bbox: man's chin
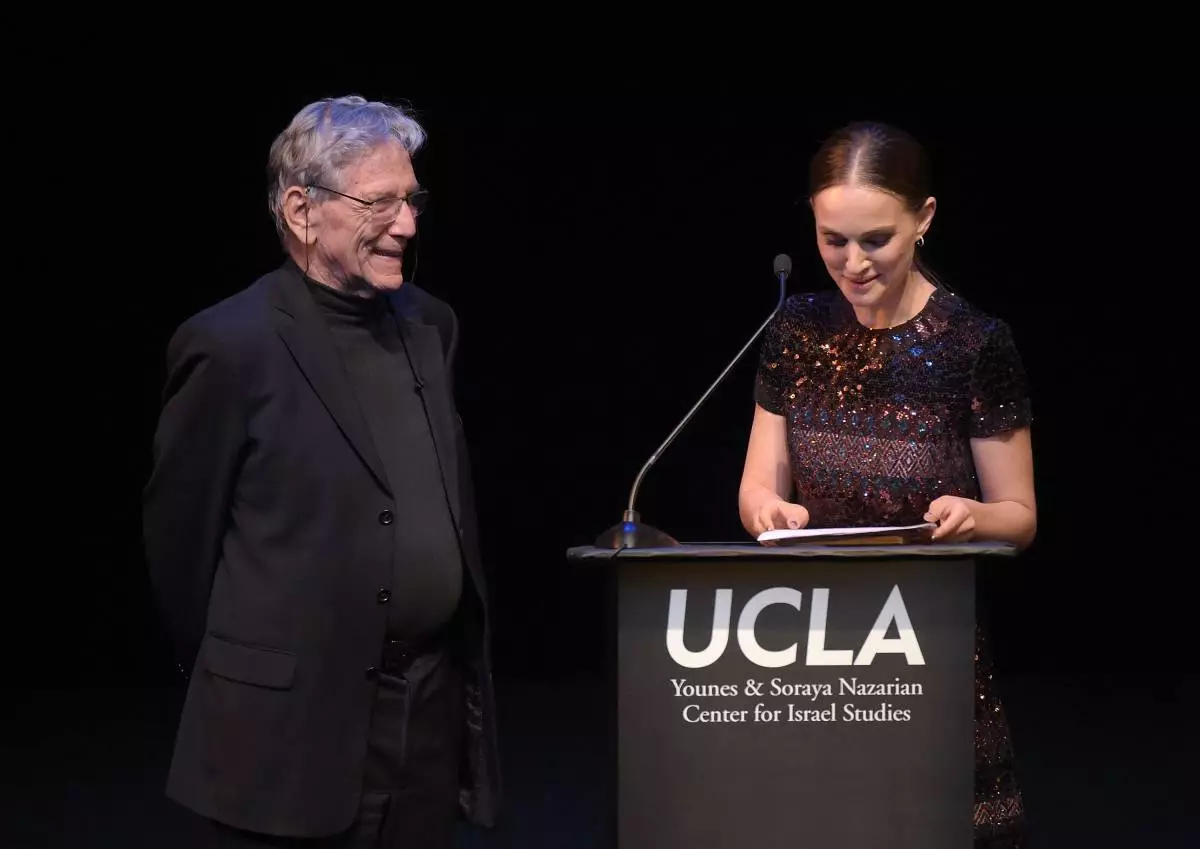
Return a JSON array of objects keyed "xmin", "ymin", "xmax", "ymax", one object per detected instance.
[{"xmin": 365, "ymin": 274, "xmax": 406, "ymax": 292}]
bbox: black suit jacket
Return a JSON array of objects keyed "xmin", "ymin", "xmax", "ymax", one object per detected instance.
[{"xmin": 142, "ymin": 260, "xmax": 500, "ymax": 837}]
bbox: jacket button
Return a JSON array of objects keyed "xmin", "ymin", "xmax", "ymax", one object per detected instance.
[
  {"xmin": 377, "ymin": 588, "xmax": 391, "ymax": 604},
  {"xmin": 378, "ymin": 509, "xmax": 394, "ymax": 525},
  {"xmin": 365, "ymin": 666, "xmax": 379, "ymax": 680}
]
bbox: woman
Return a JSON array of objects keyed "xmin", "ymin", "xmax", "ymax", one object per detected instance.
[{"xmin": 739, "ymin": 121, "xmax": 1034, "ymax": 848}]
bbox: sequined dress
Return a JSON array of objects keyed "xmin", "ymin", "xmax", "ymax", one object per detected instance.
[{"xmin": 753, "ymin": 286, "xmax": 1030, "ymax": 848}]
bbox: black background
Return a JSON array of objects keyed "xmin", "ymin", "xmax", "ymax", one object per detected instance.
[{"xmin": 6, "ymin": 78, "xmax": 1190, "ymax": 847}]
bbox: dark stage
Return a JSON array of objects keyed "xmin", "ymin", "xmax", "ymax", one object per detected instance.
[
  {"xmin": 6, "ymin": 85, "xmax": 1187, "ymax": 846},
  {"xmin": 8, "ymin": 670, "xmax": 1195, "ymax": 847}
]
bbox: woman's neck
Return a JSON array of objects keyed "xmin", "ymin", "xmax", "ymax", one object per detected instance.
[{"xmin": 853, "ymin": 270, "xmax": 936, "ymax": 329}]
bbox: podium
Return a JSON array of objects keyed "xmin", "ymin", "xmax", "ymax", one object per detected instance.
[{"xmin": 566, "ymin": 541, "xmax": 1016, "ymax": 849}]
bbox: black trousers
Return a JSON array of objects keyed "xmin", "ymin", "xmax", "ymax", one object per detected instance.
[{"xmin": 208, "ymin": 635, "xmax": 465, "ymax": 849}]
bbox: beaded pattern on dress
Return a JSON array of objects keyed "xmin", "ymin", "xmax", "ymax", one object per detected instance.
[{"xmin": 754, "ymin": 287, "xmax": 1031, "ymax": 847}]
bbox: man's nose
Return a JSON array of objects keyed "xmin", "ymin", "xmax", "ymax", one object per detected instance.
[{"xmin": 388, "ymin": 202, "xmax": 417, "ymax": 238}]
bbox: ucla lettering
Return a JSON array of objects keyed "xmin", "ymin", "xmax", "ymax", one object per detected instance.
[{"xmin": 665, "ymin": 585, "xmax": 925, "ymax": 669}]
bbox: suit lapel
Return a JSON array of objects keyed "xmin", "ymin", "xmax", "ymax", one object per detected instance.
[
  {"xmin": 390, "ymin": 288, "xmax": 462, "ymax": 531},
  {"xmin": 394, "ymin": 313, "xmax": 463, "ymax": 531},
  {"xmin": 268, "ymin": 264, "xmax": 392, "ymax": 497}
]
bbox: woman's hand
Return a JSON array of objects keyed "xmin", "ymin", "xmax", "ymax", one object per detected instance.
[
  {"xmin": 751, "ymin": 498, "xmax": 811, "ymax": 537},
  {"xmin": 925, "ymin": 495, "xmax": 977, "ymax": 542}
]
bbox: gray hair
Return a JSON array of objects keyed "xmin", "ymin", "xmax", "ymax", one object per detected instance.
[{"xmin": 267, "ymin": 94, "xmax": 427, "ymax": 238}]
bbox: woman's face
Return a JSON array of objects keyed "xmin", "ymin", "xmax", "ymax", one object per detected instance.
[{"xmin": 811, "ymin": 183, "xmax": 934, "ymax": 316}]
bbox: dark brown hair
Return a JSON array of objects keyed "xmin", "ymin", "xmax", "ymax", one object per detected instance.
[
  {"xmin": 809, "ymin": 121, "xmax": 949, "ymax": 289},
  {"xmin": 810, "ymin": 121, "xmax": 930, "ymax": 210}
]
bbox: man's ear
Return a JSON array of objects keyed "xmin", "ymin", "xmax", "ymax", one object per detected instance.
[{"xmin": 282, "ymin": 186, "xmax": 319, "ymax": 245}]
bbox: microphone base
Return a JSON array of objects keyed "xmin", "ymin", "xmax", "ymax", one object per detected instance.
[{"xmin": 593, "ymin": 510, "xmax": 681, "ymax": 549}]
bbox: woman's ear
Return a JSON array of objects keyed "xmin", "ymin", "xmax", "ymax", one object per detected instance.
[{"xmin": 915, "ymin": 196, "xmax": 937, "ymax": 241}]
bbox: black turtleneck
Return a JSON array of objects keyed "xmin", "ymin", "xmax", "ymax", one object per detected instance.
[{"xmin": 303, "ymin": 276, "xmax": 463, "ymax": 639}]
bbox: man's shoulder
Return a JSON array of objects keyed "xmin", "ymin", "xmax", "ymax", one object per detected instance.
[
  {"xmin": 390, "ymin": 281, "xmax": 456, "ymax": 326},
  {"xmin": 168, "ymin": 266, "xmax": 284, "ymax": 358},
  {"xmin": 388, "ymin": 283, "xmax": 458, "ymax": 358}
]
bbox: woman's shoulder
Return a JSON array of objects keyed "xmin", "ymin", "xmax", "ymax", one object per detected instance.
[
  {"xmin": 930, "ymin": 289, "xmax": 1022, "ymax": 352},
  {"xmin": 782, "ymin": 289, "xmax": 843, "ymax": 315},
  {"xmin": 776, "ymin": 289, "xmax": 846, "ymax": 330}
]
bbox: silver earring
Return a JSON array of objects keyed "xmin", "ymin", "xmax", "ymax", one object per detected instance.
[{"xmin": 916, "ymin": 236, "xmax": 925, "ymax": 247}]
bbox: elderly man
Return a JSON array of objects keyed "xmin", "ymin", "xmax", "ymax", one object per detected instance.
[{"xmin": 143, "ymin": 95, "xmax": 500, "ymax": 848}]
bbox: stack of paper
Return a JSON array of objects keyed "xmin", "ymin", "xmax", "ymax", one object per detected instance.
[{"xmin": 757, "ymin": 523, "xmax": 937, "ymax": 546}]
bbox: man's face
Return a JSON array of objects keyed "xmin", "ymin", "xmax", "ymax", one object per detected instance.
[{"xmin": 305, "ymin": 139, "xmax": 420, "ymax": 295}]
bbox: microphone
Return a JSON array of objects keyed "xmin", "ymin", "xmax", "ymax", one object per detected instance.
[{"xmin": 594, "ymin": 254, "xmax": 792, "ymax": 549}]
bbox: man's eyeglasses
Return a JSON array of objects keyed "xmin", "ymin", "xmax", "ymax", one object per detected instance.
[{"xmin": 308, "ymin": 184, "xmax": 429, "ymax": 221}]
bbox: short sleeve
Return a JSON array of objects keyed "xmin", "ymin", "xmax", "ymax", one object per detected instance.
[
  {"xmin": 968, "ymin": 319, "xmax": 1033, "ymax": 438},
  {"xmin": 753, "ymin": 309, "xmax": 792, "ymax": 415}
]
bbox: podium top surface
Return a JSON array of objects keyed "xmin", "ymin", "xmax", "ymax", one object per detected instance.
[{"xmin": 566, "ymin": 542, "xmax": 1017, "ymax": 562}]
